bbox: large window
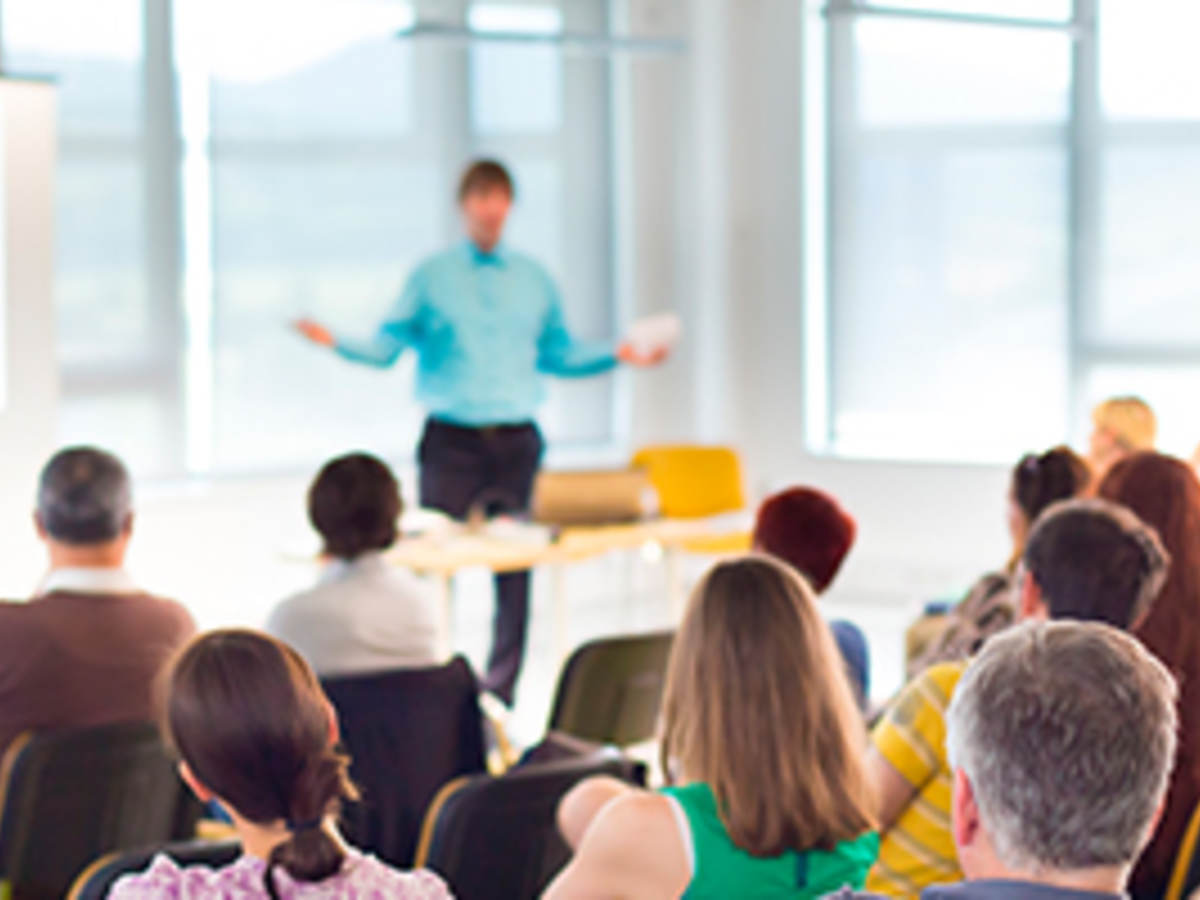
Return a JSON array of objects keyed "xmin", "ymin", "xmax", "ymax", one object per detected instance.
[
  {"xmin": 3, "ymin": 0, "xmax": 618, "ymax": 477},
  {"xmin": 808, "ymin": 1, "xmax": 1200, "ymax": 462}
]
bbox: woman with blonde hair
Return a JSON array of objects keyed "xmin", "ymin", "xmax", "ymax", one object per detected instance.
[
  {"xmin": 544, "ymin": 555, "xmax": 879, "ymax": 899},
  {"xmin": 1089, "ymin": 395, "xmax": 1156, "ymax": 477}
]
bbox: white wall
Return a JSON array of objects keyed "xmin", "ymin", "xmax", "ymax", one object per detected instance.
[
  {"xmin": 622, "ymin": 0, "xmax": 1012, "ymax": 611},
  {"xmin": 0, "ymin": 79, "xmax": 58, "ymax": 594},
  {"xmin": 0, "ymin": 5, "xmax": 1013, "ymax": 645}
]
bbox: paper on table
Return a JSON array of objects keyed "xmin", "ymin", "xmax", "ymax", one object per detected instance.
[{"xmin": 624, "ymin": 313, "xmax": 681, "ymax": 356}]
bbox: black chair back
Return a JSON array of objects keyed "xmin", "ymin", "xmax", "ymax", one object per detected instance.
[
  {"xmin": 321, "ymin": 656, "xmax": 486, "ymax": 867},
  {"xmin": 418, "ymin": 754, "xmax": 647, "ymax": 900},
  {"xmin": 547, "ymin": 631, "xmax": 674, "ymax": 746},
  {"xmin": 67, "ymin": 839, "xmax": 241, "ymax": 900},
  {"xmin": 0, "ymin": 720, "xmax": 198, "ymax": 900}
]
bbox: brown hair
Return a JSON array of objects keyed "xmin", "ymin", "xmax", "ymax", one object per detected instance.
[
  {"xmin": 660, "ymin": 555, "xmax": 875, "ymax": 856},
  {"xmin": 457, "ymin": 159, "xmax": 514, "ymax": 201},
  {"xmin": 308, "ymin": 453, "xmax": 402, "ymax": 559},
  {"xmin": 1022, "ymin": 498, "xmax": 1168, "ymax": 630},
  {"xmin": 1098, "ymin": 453, "xmax": 1200, "ymax": 894},
  {"xmin": 161, "ymin": 630, "xmax": 358, "ymax": 899}
]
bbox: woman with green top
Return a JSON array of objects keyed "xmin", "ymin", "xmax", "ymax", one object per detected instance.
[{"xmin": 544, "ymin": 554, "xmax": 879, "ymax": 899}]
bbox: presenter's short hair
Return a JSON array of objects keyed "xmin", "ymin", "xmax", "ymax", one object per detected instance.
[
  {"xmin": 37, "ymin": 446, "xmax": 133, "ymax": 545},
  {"xmin": 458, "ymin": 159, "xmax": 514, "ymax": 201},
  {"xmin": 308, "ymin": 453, "xmax": 402, "ymax": 560}
]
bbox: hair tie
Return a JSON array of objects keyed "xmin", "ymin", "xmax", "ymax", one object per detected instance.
[{"xmin": 286, "ymin": 817, "xmax": 323, "ymax": 833}]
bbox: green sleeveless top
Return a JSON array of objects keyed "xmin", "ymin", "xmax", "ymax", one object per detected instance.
[{"xmin": 660, "ymin": 783, "xmax": 879, "ymax": 899}]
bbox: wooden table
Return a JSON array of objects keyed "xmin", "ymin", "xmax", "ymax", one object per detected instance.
[{"xmin": 384, "ymin": 515, "xmax": 752, "ymax": 660}]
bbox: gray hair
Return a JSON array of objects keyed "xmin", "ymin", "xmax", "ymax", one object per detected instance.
[
  {"xmin": 36, "ymin": 446, "xmax": 133, "ymax": 545},
  {"xmin": 946, "ymin": 620, "xmax": 1177, "ymax": 873}
]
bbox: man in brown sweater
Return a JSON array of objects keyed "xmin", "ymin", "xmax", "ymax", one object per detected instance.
[{"xmin": 0, "ymin": 446, "xmax": 195, "ymax": 758}]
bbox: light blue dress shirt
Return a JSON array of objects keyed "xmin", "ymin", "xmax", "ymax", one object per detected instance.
[{"xmin": 334, "ymin": 242, "xmax": 618, "ymax": 427}]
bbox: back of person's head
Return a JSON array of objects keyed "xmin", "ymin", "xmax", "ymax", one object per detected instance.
[
  {"xmin": 1022, "ymin": 498, "xmax": 1168, "ymax": 629},
  {"xmin": 162, "ymin": 629, "xmax": 358, "ymax": 898},
  {"xmin": 1098, "ymin": 452, "xmax": 1200, "ymax": 659},
  {"xmin": 660, "ymin": 554, "xmax": 874, "ymax": 856},
  {"xmin": 457, "ymin": 158, "xmax": 514, "ymax": 201},
  {"xmin": 752, "ymin": 487, "xmax": 856, "ymax": 593},
  {"xmin": 1093, "ymin": 396, "xmax": 1157, "ymax": 453},
  {"xmin": 946, "ymin": 620, "xmax": 1177, "ymax": 877},
  {"xmin": 1100, "ymin": 452, "xmax": 1200, "ymax": 889},
  {"xmin": 308, "ymin": 453, "xmax": 402, "ymax": 560},
  {"xmin": 36, "ymin": 445, "xmax": 133, "ymax": 545},
  {"xmin": 1010, "ymin": 446, "xmax": 1091, "ymax": 531}
]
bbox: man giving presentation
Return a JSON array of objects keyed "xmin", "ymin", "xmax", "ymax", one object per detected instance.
[{"xmin": 296, "ymin": 159, "xmax": 666, "ymax": 705}]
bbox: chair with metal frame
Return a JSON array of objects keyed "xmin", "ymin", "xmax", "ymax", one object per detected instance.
[
  {"xmin": 0, "ymin": 720, "xmax": 199, "ymax": 900},
  {"xmin": 321, "ymin": 655, "xmax": 487, "ymax": 867},
  {"xmin": 546, "ymin": 630, "xmax": 674, "ymax": 747},
  {"xmin": 414, "ymin": 753, "xmax": 647, "ymax": 900}
]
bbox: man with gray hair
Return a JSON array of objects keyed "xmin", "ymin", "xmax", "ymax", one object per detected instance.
[
  {"xmin": 0, "ymin": 446, "xmax": 194, "ymax": 756},
  {"xmin": 864, "ymin": 498, "xmax": 1169, "ymax": 895},
  {"xmin": 831, "ymin": 619, "xmax": 1178, "ymax": 898}
]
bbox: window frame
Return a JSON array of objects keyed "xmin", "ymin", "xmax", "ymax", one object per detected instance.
[
  {"xmin": 807, "ymin": 0, "xmax": 1200, "ymax": 464},
  {"xmin": 11, "ymin": 0, "xmax": 624, "ymax": 480}
]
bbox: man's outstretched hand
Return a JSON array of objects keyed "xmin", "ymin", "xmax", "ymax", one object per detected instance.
[
  {"xmin": 617, "ymin": 343, "xmax": 670, "ymax": 367},
  {"xmin": 294, "ymin": 318, "xmax": 336, "ymax": 347}
]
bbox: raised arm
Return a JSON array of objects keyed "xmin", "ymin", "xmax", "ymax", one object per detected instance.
[
  {"xmin": 536, "ymin": 277, "xmax": 619, "ymax": 379},
  {"xmin": 295, "ymin": 270, "xmax": 425, "ymax": 369}
]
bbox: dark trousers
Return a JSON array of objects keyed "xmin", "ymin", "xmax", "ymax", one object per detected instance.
[{"xmin": 418, "ymin": 417, "xmax": 544, "ymax": 706}]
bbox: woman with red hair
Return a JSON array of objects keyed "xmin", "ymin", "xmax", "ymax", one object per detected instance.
[
  {"xmin": 1099, "ymin": 451, "xmax": 1200, "ymax": 899},
  {"xmin": 753, "ymin": 487, "xmax": 856, "ymax": 594},
  {"xmin": 753, "ymin": 487, "xmax": 869, "ymax": 708}
]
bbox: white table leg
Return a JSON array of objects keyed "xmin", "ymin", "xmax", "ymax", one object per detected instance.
[
  {"xmin": 435, "ymin": 573, "xmax": 454, "ymax": 659},
  {"xmin": 551, "ymin": 562, "xmax": 569, "ymax": 665},
  {"xmin": 666, "ymin": 546, "xmax": 686, "ymax": 623}
]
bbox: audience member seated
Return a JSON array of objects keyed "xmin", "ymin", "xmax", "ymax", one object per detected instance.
[
  {"xmin": 0, "ymin": 446, "xmax": 195, "ymax": 758},
  {"xmin": 543, "ymin": 554, "xmax": 879, "ymax": 899},
  {"xmin": 910, "ymin": 445, "xmax": 1090, "ymax": 677},
  {"xmin": 110, "ymin": 630, "xmax": 451, "ymax": 898},
  {"xmin": 830, "ymin": 619, "xmax": 1178, "ymax": 900},
  {"xmin": 865, "ymin": 498, "xmax": 1167, "ymax": 896},
  {"xmin": 266, "ymin": 453, "xmax": 440, "ymax": 675},
  {"xmin": 753, "ymin": 486, "xmax": 871, "ymax": 707},
  {"xmin": 1098, "ymin": 452, "xmax": 1200, "ymax": 898},
  {"xmin": 1088, "ymin": 395, "xmax": 1156, "ymax": 479}
]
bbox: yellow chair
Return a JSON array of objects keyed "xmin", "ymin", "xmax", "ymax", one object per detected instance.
[
  {"xmin": 631, "ymin": 445, "xmax": 746, "ymax": 519},
  {"xmin": 631, "ymin": 445, "xmax": 751, "ymax": 556},
  {"xmin": 1166, "ymin": 797, "xmax": 1200, "ymax": 900}
]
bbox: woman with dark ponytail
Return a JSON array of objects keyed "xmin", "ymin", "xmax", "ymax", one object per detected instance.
[
  {"xmin": 908, "ymin": 446, "xmax": 1092, "ymax": 675},
  {"xmin": 111, "ymin": 629, "xmax": 452, "ymax": 898}
]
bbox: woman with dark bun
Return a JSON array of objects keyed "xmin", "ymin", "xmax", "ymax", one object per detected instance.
[
  {"xmin": 110, "ymin": 630, "xmax": 451, "ymax": 899},
  {"xmin": 1006, "ymin": 445, "xmax": 1093, "ymax": 568},
  {"xmin": 910, "ymin": 446, "xmax": 1091, "ymax": 675}
]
